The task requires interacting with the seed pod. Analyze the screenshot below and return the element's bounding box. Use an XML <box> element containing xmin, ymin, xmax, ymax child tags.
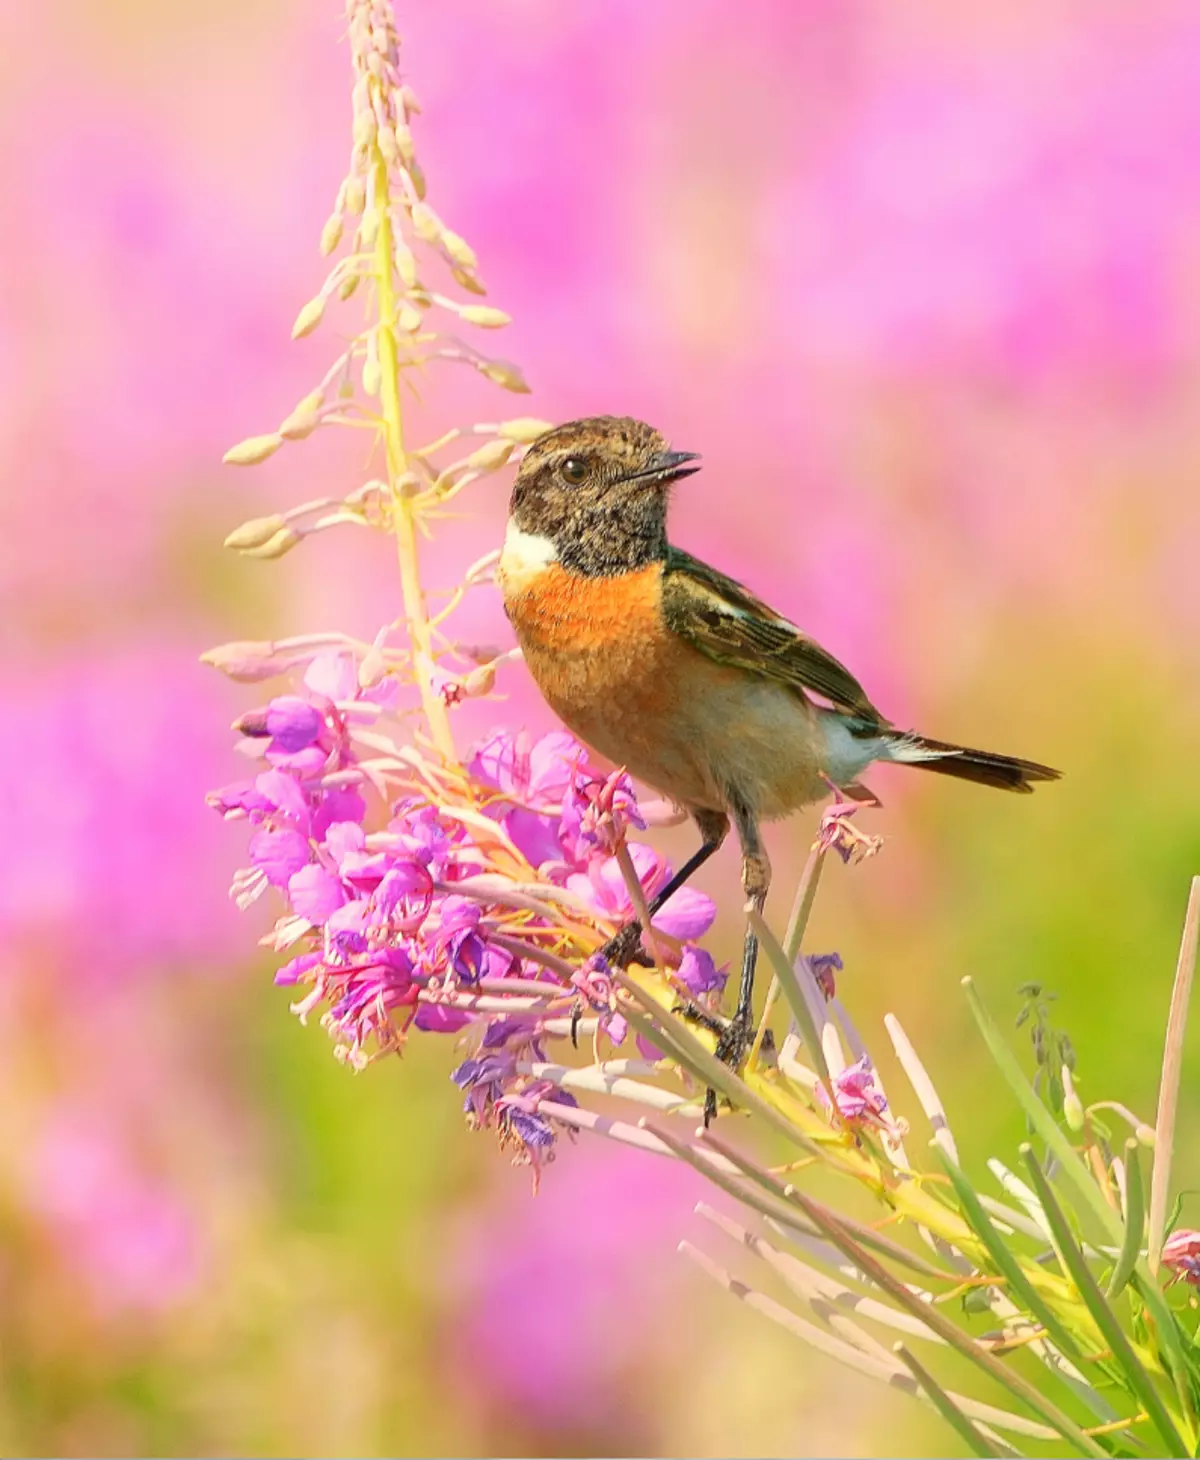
<box><xmin>223</xmin><ymin>432</ymin><xmax>284</xmax><ymax>466</ymax></box>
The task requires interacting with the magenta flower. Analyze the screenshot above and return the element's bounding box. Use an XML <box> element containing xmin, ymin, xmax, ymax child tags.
<box><xmin>1162</xmin><ymin>1229</ymin><xmax>1200</xmax><ymax>1288</ymax></box>
<box><xmin>567</xmin><ymin>843</ymin><xmax>716</xmax><ymax>942</ymax></box>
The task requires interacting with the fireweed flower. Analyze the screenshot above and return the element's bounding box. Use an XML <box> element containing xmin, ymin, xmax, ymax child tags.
<box><xmin>210</xmin><ymin>4</ymin><xmax>1200</xmax><ymax>1448</ymax></box>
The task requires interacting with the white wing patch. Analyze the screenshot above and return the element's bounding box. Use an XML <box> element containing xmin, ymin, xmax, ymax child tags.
<box><xmin>498</xmin><ymin>520</ymin><xmax>558</xmax><ymax>594</ymax></box>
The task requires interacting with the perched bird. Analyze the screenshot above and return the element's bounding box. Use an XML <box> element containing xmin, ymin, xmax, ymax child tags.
<box><xmin>498</xmin><ymin>415</ymin><xmax>1059</xmax><ymax>1086</ymax></box>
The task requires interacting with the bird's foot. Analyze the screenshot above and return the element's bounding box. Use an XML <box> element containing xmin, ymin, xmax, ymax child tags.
<box><xmin>701</xmin><ymin>1008</ymin><xmax>771</xmax><ymax>1126</ymax></box>
<box><xmin>598</xmin><ymin>921</ymin><xmax>654</xmax><ymax>970</ymax></box>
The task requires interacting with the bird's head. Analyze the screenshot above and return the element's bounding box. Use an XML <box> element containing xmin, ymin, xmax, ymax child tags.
<box><xmin>507</xmin><ymin>415</ymin><xmax>699</xmax><ymax>576</ymax></box>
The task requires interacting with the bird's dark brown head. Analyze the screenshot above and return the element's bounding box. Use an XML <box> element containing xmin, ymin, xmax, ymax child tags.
<box><xmin>508</xmin><ymin>415</ymin><xmax>699</xmax><ymax>576</ymax></box>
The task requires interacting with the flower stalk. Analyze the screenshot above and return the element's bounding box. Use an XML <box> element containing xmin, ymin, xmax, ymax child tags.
<box><xmin>207</xmin><ymin>3</ymin><xmax>1200</xmax><ymax>1452</ymax></box>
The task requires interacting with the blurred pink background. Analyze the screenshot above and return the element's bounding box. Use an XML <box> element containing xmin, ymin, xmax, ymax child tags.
<box><xmin>2</xmin><ymin>0</ymin><xmax>1199</xmax><ymax>1453</ymax></box>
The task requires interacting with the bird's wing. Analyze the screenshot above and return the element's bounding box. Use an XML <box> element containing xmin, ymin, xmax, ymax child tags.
<box><xmin>662</xmin><ymin>547</ymin><xmax>885</xmax><ymax>722</ymax></box>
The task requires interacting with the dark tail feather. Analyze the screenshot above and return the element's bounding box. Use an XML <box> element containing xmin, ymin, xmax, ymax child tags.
<box><xmin>887</xmin><ymin>733</ymin><xmax>1061</xmax><ymax>794</ymax></box>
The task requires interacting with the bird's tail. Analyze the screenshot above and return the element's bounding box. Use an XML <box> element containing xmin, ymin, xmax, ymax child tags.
<box><xmin>883</xmin><ymin>731</ymin><xmax>1061</xmax><ymax>793</ymax></box>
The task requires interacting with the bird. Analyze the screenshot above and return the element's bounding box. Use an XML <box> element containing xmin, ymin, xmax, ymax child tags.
<box><xmin>497</xmin><ymin>415</ymin><xmax>1060</xmax><ymax>1095</ymax></box>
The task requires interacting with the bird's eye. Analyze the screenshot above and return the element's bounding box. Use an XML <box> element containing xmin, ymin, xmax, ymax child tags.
<box><xmin>560</xmin><ymin>456</ymin><xmax>588</xmax><ymax>486</ymax></box>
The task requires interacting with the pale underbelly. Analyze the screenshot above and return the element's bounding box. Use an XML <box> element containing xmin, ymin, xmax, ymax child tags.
<box><xmin>524</xmin><ymin>639</ymin><xmax>875</xmax><ymax>819</ymax></box>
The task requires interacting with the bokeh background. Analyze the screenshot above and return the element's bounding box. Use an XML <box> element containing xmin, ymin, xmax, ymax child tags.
<box><xmin>3</xmin><ymin>0</ymin><xmax>1200</xmax><ymax>1454</ymax></box>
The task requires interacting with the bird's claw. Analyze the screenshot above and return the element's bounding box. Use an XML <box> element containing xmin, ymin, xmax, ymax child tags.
<box><xmin>702</xmin><ymin>1009</ymin><xmax>761</xmax><ymax>1126</ymax></box>
<box><xmin>598</xmin><ymin>922</ymin><xmax>654</xmax><ymax>970</ymax></box>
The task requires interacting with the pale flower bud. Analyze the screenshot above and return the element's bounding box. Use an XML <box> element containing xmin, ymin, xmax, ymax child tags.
<box><xmin>378</xmin><ymin>125</ymin><xmax>399</xmax><ymax>165</ymax></box>
<box><xmin>463</xmin><ymin>663</ymin><xmax>496</xmax><ymax>697</ymax></box>
<box><xmin>497</xmin><ymin>417</ymin><xmax>554</xmax><ymax>443</ymax></box>
<box><xmin>407</xmin><ymin>160</ymin><xmax>427</xmax><ymax>200</ymax></box>
<box><xmin>279</xmin><ymin>391</ymin><xmax>325</xmax><ymax>440</ymax></box>
<box><xmin>224</xmin><ymin>514</ymin><xmax>289</xmax><ymax>551</ymax></box>
<box><xmin>450</xmin><ymin>263</ymin><xmax>486</xmax><ymax>295</ymax></box>
<box><xmin>345</xmin><ymin>177</ymin><xmax>366</xmax><ymax>215</ymax></box>
<box><xmin>358</xmin><ymin>644</ymin><xmax>388</xmax><ymax>688</ymax></box>
<box><xmin>394</xmin><ymin>241</ymin><xmax>417</xmax><ymax>288</ymax></box>
<box><xmin>362</xmin><ymin>357</ymin><xmax>381</xmax><ymax>396</ymax></box>
<box><xmin>393</xmin><ymin>123</ymin><xmax>415</xmax><ymax>165</ymax></box>
<box><xmin>476</xmin><ymin>358</ymin><xmax>531</xmax><ymax>393</ymax></box>
<box><xmin>353</xmin><ymin>111</ymin><xmax>377</xmax><ymax>148</ymax></box>
<box><xmin>200</xmin><ymin>640</ymin><xmax>295</xmax><ymax>682</ymax></box>
<box><xmin>459</xmin><ymin>305</ymin><xmax>511</xmax><ymax>329</ymax></box>
<box><xmin>1061</xmin><ymin>1066</ymin><xmax>1084</xmax><ymax>1131</ymax></box>
<box><xmin>291</xmin><ymin>295</ymin><xmax>327</xmax><ymax>339</ymax></box>
<box><xmin>241</xmin><ymin>525</ymin><xmax>301</xmax><ymax>560</ymax></box>
<box><xmin>441</xmin><ymin>229</ymin><xmax>478</xmax><ymax>271</ymax></box>
<box><xmin>319</xmin><ymin>214</ymin><xmax>344</xmax><ymax>256</ymax></box>
<box><xmin>411</xmin><ymin>201</ymin><xmax>441</xmax><ymax>243</ymax></box>
<box><xmin>223</xmin><ymin>432</ymin><xmax>284</xmax><ymax>466</ymax></box>
<box><xmin>465</xmin><ymin>439</ymin><xmax>515</xmax><ymax>472</ymax></box>
<box><xmin>339</xmin><ymin>273</ymin><xmax>360</xmax><ymax>301</ymax></box>
<box><xmin>398</xmin><ymin>302</ymin><xmax>423</xmax><ymax>333</ymax></box>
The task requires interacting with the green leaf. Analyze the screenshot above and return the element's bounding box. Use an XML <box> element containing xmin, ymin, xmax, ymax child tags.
<box><xmin>1107</xmin><ymin>1141</ymin><xmax>1145</xmax><ymax>1301</ymax></box>
<box><xmin>964</xmin><ymin>978</ymin><xmax>1123</xmax><ymax>1247</ymax></box>
<box><xmin>893</xmin><ymin>1342</ymin><xmax>1010</xmax><ymax>1458</ymax></box>
<box><xmin>1020</xmin><ymin>1145</ymin><xmax>1190</xmax><ymax>1457</ymax></box>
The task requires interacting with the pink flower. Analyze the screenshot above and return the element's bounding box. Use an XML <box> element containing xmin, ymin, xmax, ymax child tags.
<box><xmin>566</xmin><ymin>844</ymin><xmax>715</xmax><ymax>942</ymax></box>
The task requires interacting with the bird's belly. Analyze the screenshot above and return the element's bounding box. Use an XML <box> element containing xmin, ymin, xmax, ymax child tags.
<box><xmin>503</xmin><ymin>562</ymin><xmax>847</xmax><ymax>817</ymax></box>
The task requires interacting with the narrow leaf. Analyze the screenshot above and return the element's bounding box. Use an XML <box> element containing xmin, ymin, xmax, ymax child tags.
<box><xmin>964</xmin><ymin>978</ymin><xmax>1123</xmax><ymax>1246</ymax></box>
<box><xmin>893</xmin><ymin>1342</ymin><xmax>1007</xmax><ymax>1458</ymax></box>
<box><xmin>1148</xmin><ymin>876</ymin><xmax>1199</xmax><ymax>1273</ymax></box>
<box><xmin>1107</xmin><ymin>1140</ymin><xmax>1145</xmax><ymax>1300</ymax></box>
<box><xmin>1020</xmin><ymin>1145</ymin><xmax>1189</xmax><ymax>1457</ymax></box>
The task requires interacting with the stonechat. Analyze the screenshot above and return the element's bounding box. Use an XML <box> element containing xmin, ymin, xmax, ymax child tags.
<box><xmin>498</xmin><ymin>416</ymin><xmax>1059</xmax><ymax>1090</ymax></box>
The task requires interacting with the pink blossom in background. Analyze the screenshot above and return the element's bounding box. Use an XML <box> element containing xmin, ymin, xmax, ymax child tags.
<box><xmin>22</xmin><ymin>1104</ymin><xmax>203</xmax><ymax>1316</ymax></box>
<box><xmin>0</xmin><ymin>647</ymin><xmax>241</xmax><ymax>983</ymax></box>
<box><xmin>447</xmin><ymin>1145</ymin><xmax>704</xmax><ymax>1436</ymax></box>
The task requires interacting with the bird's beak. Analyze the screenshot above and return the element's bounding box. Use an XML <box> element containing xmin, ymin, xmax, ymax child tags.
<box><xmin>622</xmin><ymin>450</ymin><xmax>701</xmax><ymax>488</ymax></box>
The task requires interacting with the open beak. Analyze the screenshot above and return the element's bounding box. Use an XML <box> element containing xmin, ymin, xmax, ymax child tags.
<box><xmin>622</xmin><ymin>450</ymin><xmax>701</xmax><ymax>488</ymax></box>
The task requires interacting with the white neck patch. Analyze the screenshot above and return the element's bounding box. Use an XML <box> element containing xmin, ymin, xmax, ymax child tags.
<box><xmin>498</xmin><ymin>518</ymin><xmax>558</xmax><ymax>593</ymax></box>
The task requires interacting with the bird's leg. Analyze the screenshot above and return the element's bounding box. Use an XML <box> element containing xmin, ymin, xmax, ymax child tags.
<box><xmin>573</xmin><ymin>810</ymin><xmax>728</xmax><ymax>1050</ymax></box>
<box><xmin>704</xmin><ymin>800</ymin><xmax>770</xmax><ymax>1124</ymax></box>
<box><xmin>596</xmin><ymin>808</ymin><xmax>729</xmax><ymax>970</ymax></box>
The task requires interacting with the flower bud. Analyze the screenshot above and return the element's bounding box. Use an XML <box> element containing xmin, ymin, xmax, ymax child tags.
<box><xmin>223</xmin><ymin>432</ymin><xmax>284</xmax><ymax>466</ymax></box>
<box><xmin>345</xmin><ymin>177</ymin><xmax>366</xmax><ymax>215</ymax></box>
<box><xmin>319</xmin><ymin>214</ymin><xmax>344</xmax><ymax>255</ymax></box>
<box><xmin>361</xmin><ymin>358</ymin><xmax>381</xmax><ymax>396</ymax></box>
<box><xmin>291</xmin><ymin>295</ymin><xmax>327</xmax><ymax>339</ymax></box>
<box><xmin>224</xmin><ymin>513</ymin><xmax>289</xmax><ymax>551</ymax></box>
<box><xmin>449</xmin><ymin>263</ymin><xmax>486</xmax><ymax>295</ymax></box>
<box><xmin>497</xmin><ymin>417</ymin><xmax>554</xmax><ymax>443</ymax></box>
<box><xmin>241</xmin><ymin>525</ymin><xmax>302</xmax><ymax>560</ymax></box>
<box><xmin>459</xmin><ymin>305</ymin><xmax>511</xmax><ymax>329</ymax></box>
<box><xmin>465</xmin><ymin>439</ymin><xmax>514</xmax><ymax>472</ymax></box>
<box><xmin>358</xmin><ymin>644</ymin><xmax>387</xmax><ymax>688</ymax></box>
<box><xmin>378</xmin><ymin>125</ymin><xmax>399</xmax><ymax>165</ymax></box>
<box><xmin>441</xmin><ymin>229</ymin><xmax>478</xmax><ymax>272</ymax></box>
<box><xmin>353</xmin><ymin>110</ymin><xmax>377</xmax><ymax>148</ymax></box>
<box><xmin>392</xmin><ymin>123</ymin><xmax>415</xmax><ymax>165</ymax></box>
<box><xmin>1136</xmin><ymin>1123</ymin><xmax>1157</xmax><ymax>1148</ymax></box>
<box><xmin>407</xmin><ymin>160</ymin><xmax>427</xmax><ymax>200</ymax></box>
<box><xmin>200</xmin><ymin>640</ymin><xmax>294</xmax><ymax>682</ymax></box>
<box><xmin>1061</xmin><ymin>1066</ymin><xmax>1084</xmax><ymax>1131</ymax></box>
<box><xmin>411</xmin><ymin>202</ymin><xmax>441</xmax><ymax>243</ymax></box>
<box><xmin>463</xmin><ymin>663</ymin><xmax>496</xmax><ymax>697</ymax></box>
<box><xmin>279</xmin><ymin>391</ymin><xmax>324</xmax><ymax>440</ymax></box>
<box><xmin>398</xmin><ymin>302</ymin><xmax>422</xmax><ymax>333</ymax></box>
<box><xmin>476</xmin><ymin>358</ymin><xmax>531</xmax><ymax>393</ymax></box>
<box><xmin>394</xmin><ymin>241</ymin><xmax>417</xmax><ymax>288</ymax></box>
<box><xmin>399</xmin><ymin>84</ymin><xmax>421</xmax><ymax>116</ymax></box>
<box><xmin>339</xmin><ymin>273</ymin><xmax>360</xmax><ymax>301</ymax></box>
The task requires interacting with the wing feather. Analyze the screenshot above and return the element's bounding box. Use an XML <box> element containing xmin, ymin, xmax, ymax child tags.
<box><xmin>662</xmin><ymin>548</ymin><xmax>884</xmax><ymax>722</ymax></box>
